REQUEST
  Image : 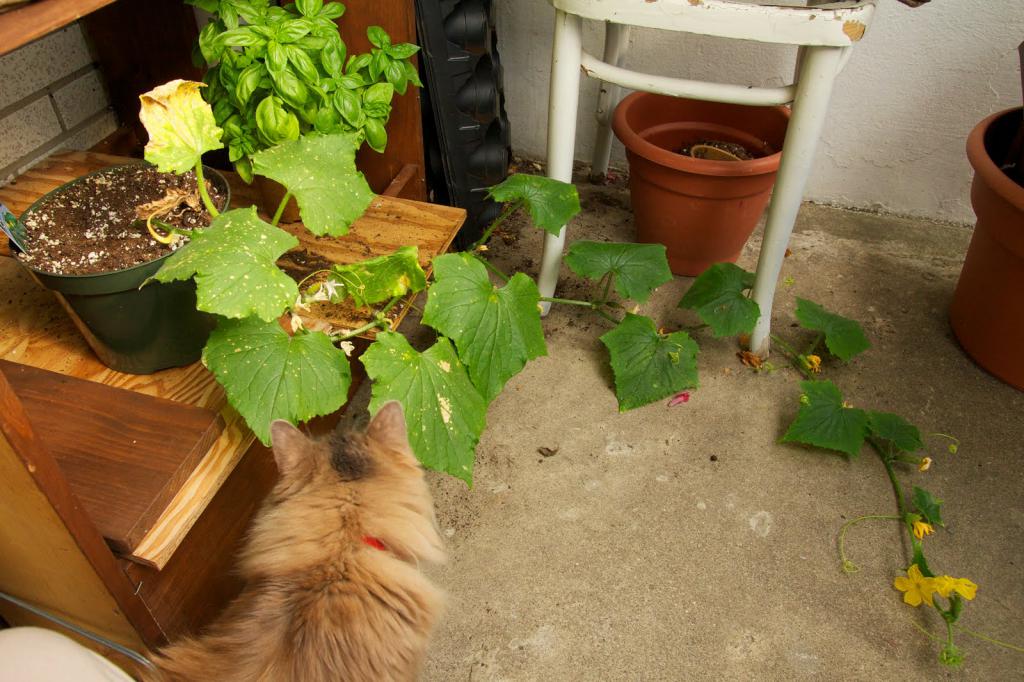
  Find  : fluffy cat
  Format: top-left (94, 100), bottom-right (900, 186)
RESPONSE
top-left (143, 402), bottom-right (446, 682)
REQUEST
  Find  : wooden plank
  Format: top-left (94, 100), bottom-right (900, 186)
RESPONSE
top-left (0, 0), bottom-right (115, 57)
top-left (0, 369), bottom-right (161, 648)
top-left (1, 359), bottom-right (224, 554)
top-left (0, 150), bottom-right (464, 570)
top-left (334, 0), bottom-right (428, 200)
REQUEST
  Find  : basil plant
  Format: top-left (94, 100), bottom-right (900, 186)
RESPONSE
top-left (188, 0), bottom-right (422, 182)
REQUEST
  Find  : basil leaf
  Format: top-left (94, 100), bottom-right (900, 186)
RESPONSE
top-left (255, 95), bottom-right (300, 145)
top-left (320, 36), bottom-right (347, 76)
top-left (366, 25), bottom-right (391, 49)
top-left (364, 117), bottom-right (387, 152)
top-left (385, 59), bottom-right (408, 95)
top-left (295, 0), bottom-right (322, 16)
top-left (286, 44), bottom-right (320, 84)
top-left (218, 27), bottom-right (263, 48)
top-left (333, 88), bottom-right (364, 127)
top-left (346, 53), bottom-right (372, 74)
top-left (235, 62), bottom-right (264, 105)
top-left (386, 43), bottom-right (420, 60)
top-left (267, 40), bottom-right (288, 73)
top-left (271, 67), bottom-right (308, 107)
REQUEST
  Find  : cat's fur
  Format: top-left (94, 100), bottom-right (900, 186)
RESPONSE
top-left (143, 402), bottom-right (446, 682)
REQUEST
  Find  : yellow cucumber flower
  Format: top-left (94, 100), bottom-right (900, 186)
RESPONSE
top-left (932, 575), bottom-right (977, 601)
top-left (919, 456), bottom-right (932, 472)
top-left (912, 520), bottom-right (935, 540)
top-left (894, 564), bottom-right (936, 607)
top-left (801, 354), bottom-right (822, 373)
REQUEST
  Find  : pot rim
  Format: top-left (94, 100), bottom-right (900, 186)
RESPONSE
top-left (612, 91), bottom-right (790, 177)
top-left (14, 163), bottom-right (230, 281)
top-left (967, 106), bottom-right (1024, 212)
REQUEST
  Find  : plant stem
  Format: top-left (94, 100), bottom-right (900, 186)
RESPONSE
top-left (908, 618), bottom-right (945, 643)
top-left (297, 268), bottom-right (334, 291)
top-left (470, 202), bottom-right (517, 251)
top-left (770, 333), bottom-right (813, 380)
top-left (475, 254), bottom-right (510, 282)
top-left (194, 162), bottom-right (220, 218)
top-left (334, 319), bottom-right (383, 341)
top-left (805, 332), bottom-right (824, 356)
top-left (271, 191), bottom-right (293, 227)
top-left (599, 273), bottom-right (613, 305)
top-left (540, 296), bottom-right (594, 308)
top-left (376, 295), bottom-right (402, 319)
top-left (837, 514), bottom-right (901, 573)
top-left (539, 296), bottom-right (622, 324)
top-left (332, 296), bottom-right (403, 341)
top-left (956, 626), bottom-right (1024, 653)
top-left (877, 446), bottom-right (908, 518)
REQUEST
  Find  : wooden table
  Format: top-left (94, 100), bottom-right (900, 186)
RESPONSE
top-left (0, 151), bottom-right (464, 650)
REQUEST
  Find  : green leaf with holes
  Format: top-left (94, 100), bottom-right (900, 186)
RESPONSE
top-left (422, 253), bottom-right (546, 403)
top-left (362, 332), bottom-right (486, 485)
top-left (564, 241), bottom-right (672, 304)
top-left (152, 207), bottom-right (298, 321)
top-left (911, 486), bottom-right (944, 527)
top-left (487, 174), bottom-right (581, 236)
top-left (795, 298), bottom-right (870, 361)
top-left (678, 263), bottom-right (759, 338)
top-left (781, 380), bottom-right (868, 457)
top-left (600, 314), bottom-right (699, 412)
top-left (867, 410), bottom-right (924, 453)
top-left (320, 246), bottom-right (427, 308)
top-left (251, 132), bottom-right (373, 237)
top-left (203, 317), bottom-right (352, 445)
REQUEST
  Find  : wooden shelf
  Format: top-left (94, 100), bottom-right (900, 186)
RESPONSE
top-left (0, 151), bottom-right (465, 570)
top-left (0, 0), bottom-right (116, 57)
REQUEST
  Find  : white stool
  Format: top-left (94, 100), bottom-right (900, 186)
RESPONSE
top-left (537, 0), bottom-right (876, 356)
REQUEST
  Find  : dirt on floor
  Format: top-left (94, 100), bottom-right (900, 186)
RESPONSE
top-left (343, 168), bottom-right (1023, 681)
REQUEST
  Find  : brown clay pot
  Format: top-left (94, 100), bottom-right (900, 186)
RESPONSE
top-left (612, 93), bottom-right (789, 276)
top-left (949, 107), bottom-right (1024, 390)
top-left (255, 175), bottom-right (301, 223)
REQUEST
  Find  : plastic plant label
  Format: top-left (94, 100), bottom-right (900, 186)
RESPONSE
top-left (0, 203), bottom-right (27, 252)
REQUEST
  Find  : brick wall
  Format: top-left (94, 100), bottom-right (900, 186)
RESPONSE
top-left (0, 23), bottom-right (119, 185)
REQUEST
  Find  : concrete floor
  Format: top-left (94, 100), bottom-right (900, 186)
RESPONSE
top-left (348, 173), bottom-right (1024, 680)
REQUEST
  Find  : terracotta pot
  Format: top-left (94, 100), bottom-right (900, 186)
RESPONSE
top-left (612, 93), bottom-right (789, 276)
top-left (255, 175), bottom-right (301, 223)
top-left (950, 107), bottom-right (1024, 390)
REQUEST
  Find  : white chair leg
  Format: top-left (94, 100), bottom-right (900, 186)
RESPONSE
top-left (538, 10), bottom-right (584, 314)
top-left (590, 22), bottom-right (630, 182)
top-left (749, 46), bottom-right (847, 356)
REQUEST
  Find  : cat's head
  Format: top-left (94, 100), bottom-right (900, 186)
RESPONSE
top-left (265, 402), bottom-right (445, 566)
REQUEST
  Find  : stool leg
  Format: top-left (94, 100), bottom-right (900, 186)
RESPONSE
top-left (590, 22), bottom-right (630, 182)
top-left (749, 46), bottom-right (847, 356)
top-left (538, 10), bottom-right (584, 314)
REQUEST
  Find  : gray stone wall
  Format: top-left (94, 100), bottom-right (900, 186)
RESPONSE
top-left (0, 24), bottom-right (118, 185)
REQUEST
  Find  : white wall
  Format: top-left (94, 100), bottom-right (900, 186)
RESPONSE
top-left (495, 0), bottom-right (1023, 224)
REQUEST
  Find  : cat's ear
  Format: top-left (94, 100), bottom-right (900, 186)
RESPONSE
top-left (270, 419), bottom-right (310, 474)
top-left (367, 401), bottom-right (412, 455)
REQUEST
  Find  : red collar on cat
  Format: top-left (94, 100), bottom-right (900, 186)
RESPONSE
top-left (362, 535), bottom-right (387, 552)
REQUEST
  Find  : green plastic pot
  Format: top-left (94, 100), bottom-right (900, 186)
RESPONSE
top-left (15, 164), bottom-right (229, 375)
